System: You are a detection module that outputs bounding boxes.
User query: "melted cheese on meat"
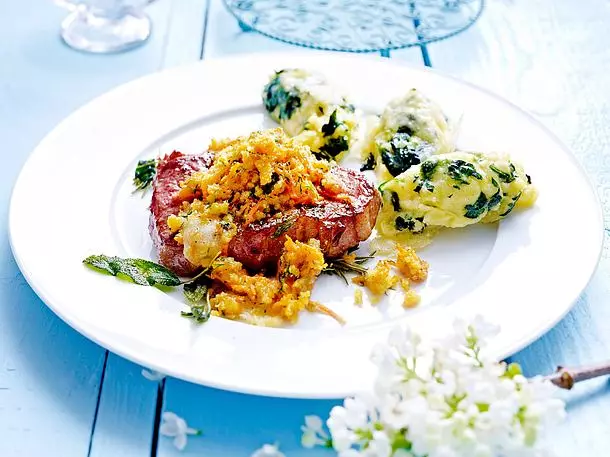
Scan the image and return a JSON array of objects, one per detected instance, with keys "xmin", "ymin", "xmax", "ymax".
[{"xmin": 170, "ymin": 129, "xmax": 345, "ymax": 269}]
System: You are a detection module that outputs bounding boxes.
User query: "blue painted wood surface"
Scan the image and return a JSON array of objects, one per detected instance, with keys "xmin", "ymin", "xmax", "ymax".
[
  {"xmin": 416, "ymin": 0, "xmax": 610, "ymax": 452},
  {"xmin": 2, "ymin": 0, "xmax": 610, "ymax": 455}
]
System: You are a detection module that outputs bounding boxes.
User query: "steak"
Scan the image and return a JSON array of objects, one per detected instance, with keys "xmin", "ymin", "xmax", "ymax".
[
  {"xmin": 149, "ymin": 152, "xmax": 382, "ymax": 275},
  {"xmin": 149, "ymin": 151, "xmax": 213, "ymax": 276},
  {"xmin": 227, "ymin": 167, "xmax": 381, "ymax": 270}
]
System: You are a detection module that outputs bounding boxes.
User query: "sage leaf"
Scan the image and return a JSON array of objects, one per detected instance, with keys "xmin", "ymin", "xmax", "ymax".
[
  {"xmin": 183, "ymin": 280, "xmax": 208, "ymax": 304},
  {"xmin": 83, "ymin": 254, "xmax": 181, "ymax": 287},
  {"xmin": 182, "ymin": 279, "xmax": 211, "ymax": 323}
]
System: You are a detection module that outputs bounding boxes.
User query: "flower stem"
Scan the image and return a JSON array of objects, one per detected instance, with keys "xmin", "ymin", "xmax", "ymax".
[{"xmin": 544, "ymin": 361, "xmax": 610, "ymax": 390}]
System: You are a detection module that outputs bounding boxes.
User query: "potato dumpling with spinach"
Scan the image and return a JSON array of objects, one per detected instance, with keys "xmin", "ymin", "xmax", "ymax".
[
  {"xmin": 362, "ymin": 89, "xmax": 454, "ymax": 178},
  {"xmin": 262, "ymin": 68, "xmax": 358, "ymax": 162},
  {"xmin": 377, "ymin": 151, "xmax": 537, "ymax": 239}
]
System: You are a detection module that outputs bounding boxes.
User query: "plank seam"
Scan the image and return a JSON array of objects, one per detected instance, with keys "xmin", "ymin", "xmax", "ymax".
[
  {"xmin": 420, "ymin": 45, "xmax": 432, "ymax": 67},
  {"xmin": 86, "ymin": 351, "xmax": 109, "ymax": 457},
  {"xmin": 150, "ymin": 1, "xmax": 211, "ymax": 454},
  {"xmin": 158, "ymin": 0, "xmax": 178, "ymax": 70},
  {"xmin": 199, "ymin": 0, "xmax": 213, "ymax": 60},
  {"xmin": 150, "ymin": 378, "xmax": 167, "ymax": 457},
  {"xmin": 409, "ymin": 0, "xmax": 433, "ymax": 67}
]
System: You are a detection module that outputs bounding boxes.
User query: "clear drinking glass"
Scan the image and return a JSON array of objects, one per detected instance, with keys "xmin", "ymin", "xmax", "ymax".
[{"xmin": 53, "ymin": 0, "xmax": 156, "ymax": 53}]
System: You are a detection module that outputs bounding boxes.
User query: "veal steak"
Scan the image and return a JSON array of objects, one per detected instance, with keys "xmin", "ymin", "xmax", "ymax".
[
  {"xmin": 149, "ymin": 151, "xmax": 382, "ymax": 275},
  {"xmin": 227, "ymin": 167, "xmax": 381, "ymax": 270}
]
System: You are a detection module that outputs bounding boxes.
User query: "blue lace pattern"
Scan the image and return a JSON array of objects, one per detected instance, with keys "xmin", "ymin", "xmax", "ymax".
[{"xmin": 223, "ymin": 0, "xmax": 484, "ymax": 52}]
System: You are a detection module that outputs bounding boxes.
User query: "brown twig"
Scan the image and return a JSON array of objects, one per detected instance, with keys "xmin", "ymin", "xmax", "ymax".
[{"xmin": 544, "ymin": 362, "xmax": 610, "ymax": 390}]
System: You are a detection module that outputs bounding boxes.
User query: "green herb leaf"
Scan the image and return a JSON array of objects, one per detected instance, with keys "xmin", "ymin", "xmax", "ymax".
[
  {"xmin": 83, "ymin": 254, "xmax": 181, "ymax": 287},
  {"xmin": 464, "ymin": 192, "xmax": 489, "ymax": 219},
  {"xmin": 261, "ymin": 172, "xmax": 279, "ymax": 194},
  {"xmin": 321, "ymin": 109, "xmax": 341, "ymax": 137},
  {"xmin": 313, "ymin": 148, "xmax": 335, "ymax": 161},
  {"xmin": 397, "ymin": 124, "xmax": 415, "ymax": 136},
  {"xmin": 316, "ymin": 136, "xmax": 349, "ymax": 160},
  {"xmin": 180, "ymin": 253, "xmax": 220, "ymax": 323},
  {"xmin": 412, "ymin": 159, "xmax": 438, "ymax": 193},
  {"xmin": 272, "ymin": 215, "xmax": 297, "ymax": 238},
  {"xmin": 390, "ymin": 192, "xmax": 401, "ymax": 212},
  {"xmin": 263, "ymin": 72, "xmax": 302, "ymax": 120},
  {"xmin": 181, "ymin": 304, "xmax": 211, "ymax": 323},
  {"xmin": 381, "ymin": 147, "xmax": 419, "ymax": 177},
  {"xmin": 395, "ymin": 215, "xmax": 426, "ymax": 234},
  {"xmin": 182, "ymin": 280, "xmax": 212, "ymax": 323},
  {"xmin": 360, "ymin": 153, "xmax": 377, "ymax": 171},
  {"xmin": 413, "ymin": 179, "xmax": 434, "ymax": 193},
  {"xmin": 380, "ymin": 133, "xmax": 433, "ymax": 177},
  {"xmin": 487, "ymin": 189, "xmax": 502, "ymax": 210},
  {"xmin": 499, "ymin": 191, "xmax": 522, "ymax": 217},
  {"xmin": 448, "ymin": 160, "xmax": 483, "ymax": 185},
  {"xmin": 133, "ymin": 159, "xmax": 157, "ymax": 191},
  {"xmin": 420, "ymin": 158, "xmax": 439, "ymax": 181},
  {"xmin": 377, "ymin": 180, "xmax": 390, "ymax": 192},
  {"xmin": 490, "ymin": 163, "xmax": 516, "ymax": 183},
  {"xmin": 183, "ymin": 279, "xmax": 209, "ymax": 304}
]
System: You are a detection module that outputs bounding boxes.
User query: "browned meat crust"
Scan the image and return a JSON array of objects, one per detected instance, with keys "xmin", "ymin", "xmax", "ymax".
[
  {"xmin": 148, "ymin": 151, "xmax": 212, "ymax": 276},
  {"xmin": 226, "ymin": 167, "xmax": 381, "ymax": 270},
  {"xmin": 149, "ymin": 152, "xmax": 381, "ymax": 275}
]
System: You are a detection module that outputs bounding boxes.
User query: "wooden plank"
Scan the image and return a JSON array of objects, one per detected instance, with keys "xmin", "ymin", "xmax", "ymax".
[
  {"xmin": 88, "ymin": 355, "xmax": 161, "ymax": 457},
  {"xmin": 0, "ymin": 0, "xmax": 192, "ymax": 455},
  {"xmin": 0, "ymin": 275, "xmax": 106, "ymax": 457},
  {"xmin": 85, "ymin": 1, "xmax": 211, "ymax": 456},
  {"xmin": 161, "ymin": 0, "xmax": 211, "ymax": 68},
  {"xmin": 421, "ymin": 0, "xmax": 610, "ymax": 453},
  {"xmin": 157, "ymin": 379, "xmax": 340, "ymax": 457}
]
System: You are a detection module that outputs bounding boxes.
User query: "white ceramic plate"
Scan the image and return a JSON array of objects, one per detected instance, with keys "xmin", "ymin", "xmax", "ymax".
[{"xmin": 9, "ymin": 52, "xmax": 603, "ymax": 398}]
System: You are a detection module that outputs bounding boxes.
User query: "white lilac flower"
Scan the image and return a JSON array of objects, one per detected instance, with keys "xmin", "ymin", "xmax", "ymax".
[
  {"xmin": 300, "ymin": 314, "xmax": 565, "ymax": 457},
  {"xmin": 251, "ymin": 443, "xmax": 286, "ymax": 457},
  {"xmin": 159, "ymin": 412, "xmax": 201, "ymax": 451},
  {"xmin": 141, "ymin": 368, "xmax": 166, "ymax": 381},
  {"xmin": 301, "ymin": 415, "xmax": 331, "ymax": 448}
]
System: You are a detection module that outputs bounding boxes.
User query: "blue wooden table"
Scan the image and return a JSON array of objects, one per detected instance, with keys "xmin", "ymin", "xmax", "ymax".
[{"xmin": 2, "ymin": 0, "xmax": 610, "ymax": 455}]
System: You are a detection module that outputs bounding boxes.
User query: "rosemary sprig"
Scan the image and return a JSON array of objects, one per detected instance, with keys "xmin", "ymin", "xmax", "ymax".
[
  {"xmin": 272, "ymin": 216, "xmax": 297, "ymax": 238},
  {"xmin": 133, "ymin": 158, "xmax": 158, "ymax": 192},
  {"xmin": 322, "ymin": 252, "xmax": 375, "ymax": 285}
]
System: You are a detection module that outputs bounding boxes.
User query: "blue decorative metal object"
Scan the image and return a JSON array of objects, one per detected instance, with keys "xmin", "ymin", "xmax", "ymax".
[{"xmin": 222, "ymin": 0, "xmax": 484, "ymax": 53}]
